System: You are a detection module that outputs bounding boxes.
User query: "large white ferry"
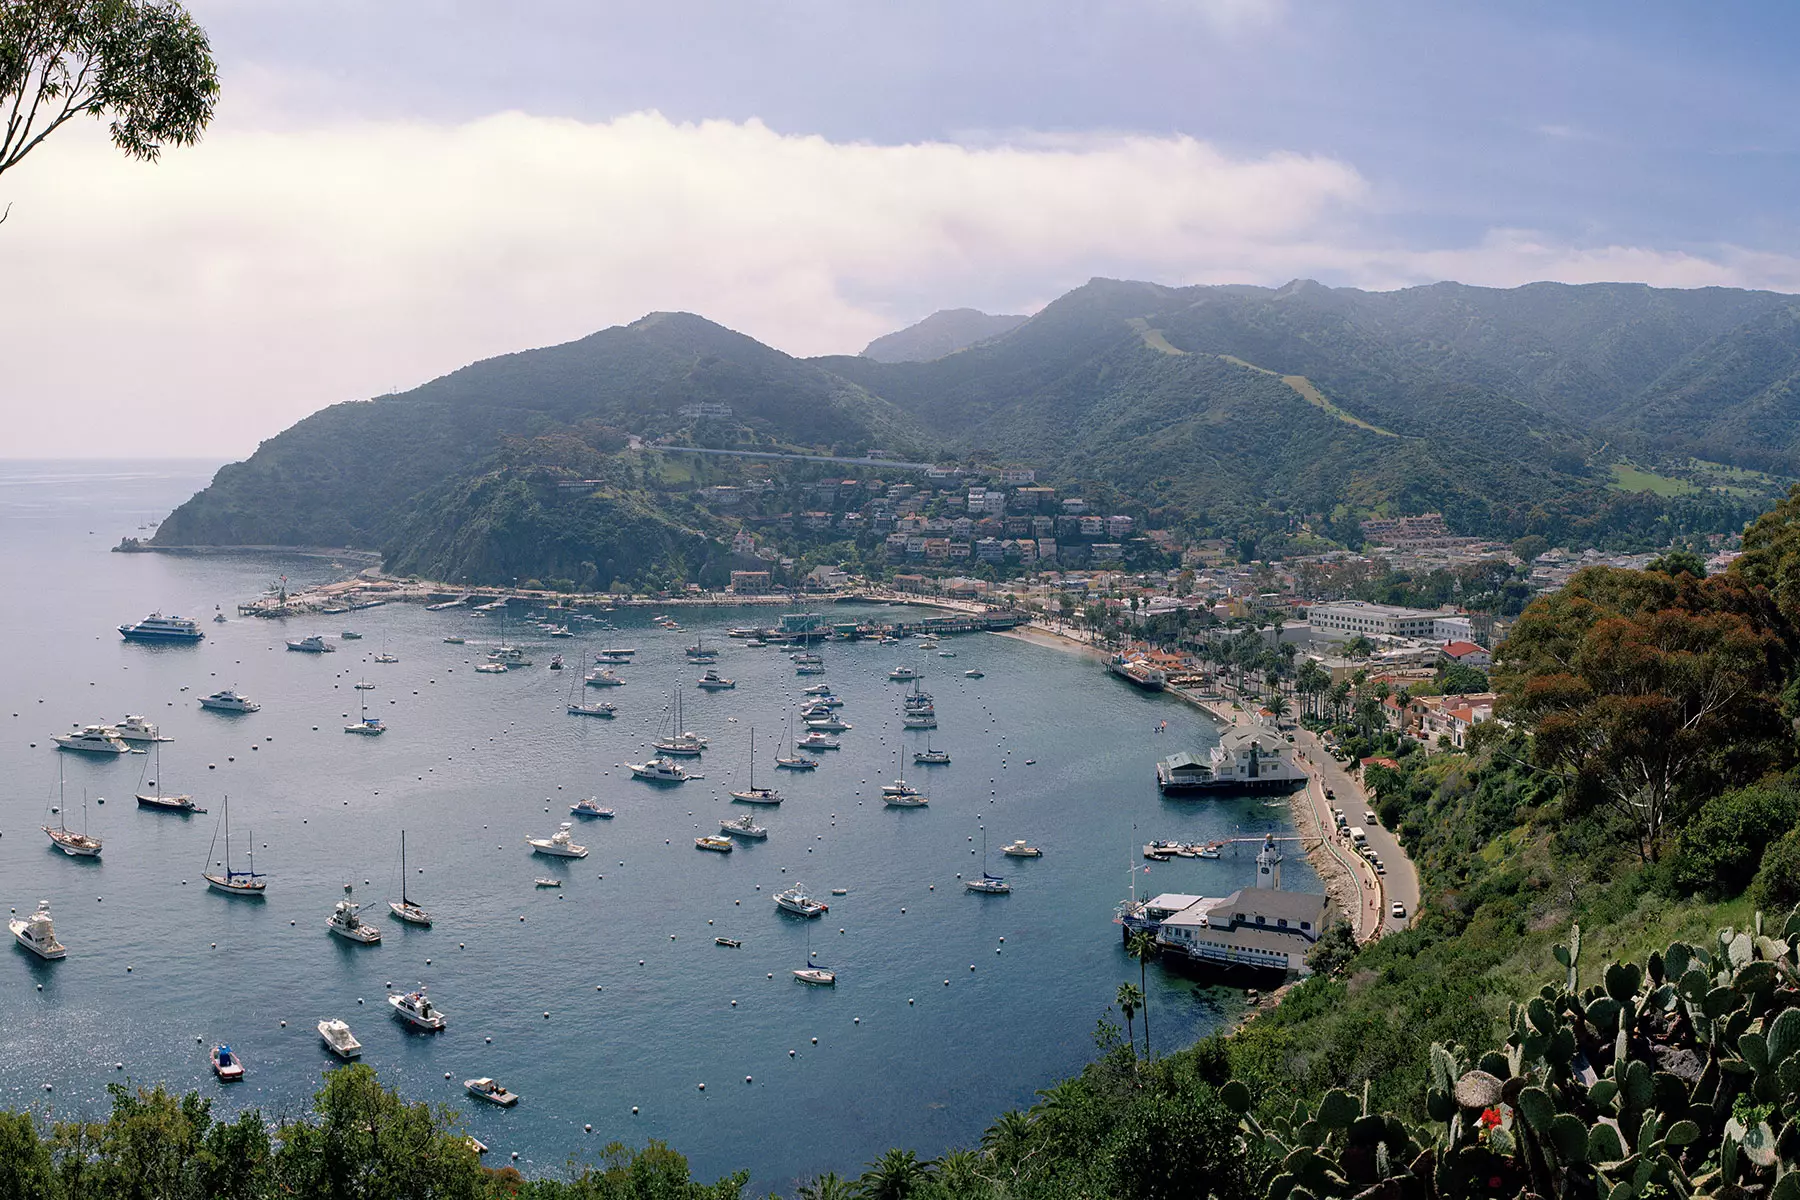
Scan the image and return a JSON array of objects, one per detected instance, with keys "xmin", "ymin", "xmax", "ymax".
[{"xmin": 118, "ymin": 612, "xmax": 204, "ymax": 642}]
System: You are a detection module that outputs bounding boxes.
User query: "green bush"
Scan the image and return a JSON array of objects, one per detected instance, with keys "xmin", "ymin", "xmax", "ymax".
[
  {"xmin": 1663, "ymin": 780, "xmax": 1800, "ymax": 899},
  {"xmin": 1752, "ymin": 827, "xmax": 1800, "ymax": 913}
]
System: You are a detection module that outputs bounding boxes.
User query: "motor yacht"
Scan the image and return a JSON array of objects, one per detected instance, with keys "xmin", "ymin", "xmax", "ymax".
[
  {"xmin": 374, "ymin": 651, "xmax": 400, "ymax": 663},
  {"xmin": 964, "ymin": 669, "xmax": 984, "ymax": 679},
  {"xmin": 210, "ymin": 1044, "xmax": 244, "ymax": 1081},
  {"xmin": 721, "ymin": 813, "xmax": 768, "ymax": 839},
  {"xmin": 696, "ymin": 670, "xmax": 735, "ymax": 690},
  {"xmin": 567, "ymin": 701, "xmax": 617, "ymax": 718},
  {"xmin": 464, "ymin": 1078, "xmax": 518, "ymax": 1107},
  {"xmin": 534, "ymin": 877, "xmax": 562, "ymax": 887},
  {"xmin": 54, "ymin": 725, "xmax": 131, "ymax": 755},
  {"xmin": 793, "ymin": 966, "xmax": 837, "ymax": 986},
  {"xmin": 118, "ymin": 612, "xmax": 203, "ymax": 642},
  {"xmin": 341, "ymin": 630, "xmax": 362, "ymax": 640},
  {"xmin": 902, "ymin": 712, "xmax": 938, "ymax": 729},
  {"xmin": 794, "ymin": 663, "xmax": 827, "ymax": 675},
  {"xmin": 113, "ymin": 715, "xmax": 170, "ymax": 743},
  {"xmin": 595, "ymin": 647, "xmax": 636, "ymax": 662},
  {"xmin": 795, "ymin": 732, "xmax": 839, "ymax": 751},
  {"xmin": 801, "ymin": 683, "xmax": 834, "ymax": 696},
  {"xmin": 695, "ymin": 835, "xmax": 734, "ymax": 853},
  {"xmin": 773, "ymin": 885, "xmax": 828, "ymax": 917},
  {"xmin": 526, "ymin": 822, "xmax": 588, "ymax": 857},
  {"xmin": 804, "ymin": 715, "xmax": 852, "ymax": 732},
  {"xmin": 888, "ymin": 666, "xmax": 920, "ymax": 681},
  {"xmin": 318, "ymin": 1019, "xmax": 362, "ymax": 1059},
  {"xmin": 327, "ymin": 883, "xmax": 382, "ymax": 943},
  {"xmin": 474, "ymin": 663, "xmax": 507, "ymax": 674},
  {"xmin": 1002, "ymin": 840, "xmax": 1043, "ymax": 858},
  {"xmin": 585, "ymin": 668, "xmax": 626, "ymax": 687},
  {"xmin": 198, "ymin": 689, "xmax": 259, "ymax": 713},
  {"xmin": 715, "ymin": 936, "xmax": 742, "ymax": 947},
  {"xmin": 570, "ymin": 797, "xmax": 615, "ymax": 818},
  {"xmin": 388, "ymin": 989, "xmax": 447, "ymax": 1031},
  {"xmin": 9, "ymin": 900, "xmax": 66, "ymax": 959},
  {"xmin": 286, "ymin": 635, "xmax": 335, "ymax": 653},
  {"xmin": 628, "ymin": 756, "xmax": 698, "ymax": 783}
]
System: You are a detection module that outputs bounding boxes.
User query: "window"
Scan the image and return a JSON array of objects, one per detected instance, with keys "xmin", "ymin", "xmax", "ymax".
[
  {"xmin": 1300, "ymin": 921, "xmax": 1312, "ymax": 931},
  {"xmin": 1277, "ymin": 918, "xmax": 1288, "ymax": 928}
]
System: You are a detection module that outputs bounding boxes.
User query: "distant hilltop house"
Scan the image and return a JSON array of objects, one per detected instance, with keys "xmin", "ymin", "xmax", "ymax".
[
  {"xmin": 1439, "ymin": 640, "xmax": 1492, "ymax": 668},
  {"xmin": 677, "ymin": 402, "xmax": 734, "ymax": 420},
  {"xmin": 995, "ymin": 467, "xmax": 1036, "ymax": 485},
  {"xmin": 1359, "ymin": 512, "xmax": 1481, "ymax": 550}
]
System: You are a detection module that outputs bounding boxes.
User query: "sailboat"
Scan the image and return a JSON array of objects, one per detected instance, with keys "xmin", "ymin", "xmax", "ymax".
[
  {"xmin": 388, "ymin": 831, "xmax": 431, "ymax": 925},
  {"xmin": 912, "ymin": 734, "xmax": 951, "ymax": 766},
  {"xmin": 344, "ymin": 692, "xmax": 385, "ymax": 735},
  {"xmin": 567, "ymin": 647, "xmax": 617, "ymax": 717},
  {"xmin": 793, "ymin": 922, "xmax": 836, "ymax": 985},
  {"xmin": 136, "ymin": 738, "xmax": 204, "ymax": 813},
  {"xmin": 42, "ymin": 759, "xmax": 102, "ymax": 856},
  {"xmin": 729, "ymin": 727, "xmax": 784, "ymax": 805},
  {"xmin": 653, "ymin": 687, "xmax": 707, "ymax": 756},
  {"xmin": 881, "ymin": 740, "xmax": 928, "ymax": 807},
  {"xmin": 203, "ymin": 795, "xmax": 266, "ymax": 897},
  {"xmin": 774, "ymin": 711, "xmax": 817, "ymax": 770},
  {"xmin": 965, "ymin": 827, "xmax": 1011, "ymax": 893}
]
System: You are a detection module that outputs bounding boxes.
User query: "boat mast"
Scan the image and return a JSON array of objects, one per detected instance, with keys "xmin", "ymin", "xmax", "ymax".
[{"xmin": 400, "ymin": 830, "xmax": 410, "ymax": 905}]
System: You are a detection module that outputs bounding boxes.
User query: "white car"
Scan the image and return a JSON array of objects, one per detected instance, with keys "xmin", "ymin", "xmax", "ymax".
[{"xmin": 1391, "ymin": 901, "xmax": 1407, "ymax": 919}]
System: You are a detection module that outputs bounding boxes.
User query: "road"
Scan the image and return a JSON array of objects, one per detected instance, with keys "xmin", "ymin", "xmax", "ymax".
[{"xmin": 1291, "ymin": 727, "xmax": 1419, "ymax": 937}]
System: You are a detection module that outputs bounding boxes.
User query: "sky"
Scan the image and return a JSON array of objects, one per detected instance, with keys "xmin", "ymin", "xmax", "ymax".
[{"xmin": 4, "ymin": 0, "xmax": 1800, "ymax": 457}]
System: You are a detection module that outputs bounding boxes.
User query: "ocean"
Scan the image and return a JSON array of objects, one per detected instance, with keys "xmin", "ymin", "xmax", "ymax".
[{"xmin": 0, "ymin": 459, "xmax": 1312, "ymax": 1192}]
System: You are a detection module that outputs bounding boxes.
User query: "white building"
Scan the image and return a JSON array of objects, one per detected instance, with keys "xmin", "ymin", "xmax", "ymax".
[
  {"xmin": 1153, "ymin": 841, "xmax": 1328, "ymax": 976},
  {"xmin": 1308, "ymin": 600, "xmax": 1464, "ymax": 641}
]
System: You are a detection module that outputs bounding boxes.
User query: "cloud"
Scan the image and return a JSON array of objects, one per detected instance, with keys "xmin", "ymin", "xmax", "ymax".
[
  {"xmin": 2, "ymin": 108, "xmax": 1799, "ymax": 458},
  {"xmin": 0, "ymin": 110, "xmax": 1366, "ymax": 456}
]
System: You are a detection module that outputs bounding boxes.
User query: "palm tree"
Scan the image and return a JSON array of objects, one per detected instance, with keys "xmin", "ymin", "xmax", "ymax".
[
  {"xmin": 1126, "ymin": 930, "xmax": 1158, "ymax": 1059},
  {"xmin": 932, "ymin": 1149, "xmax": 988, "ymax": 1197},
  {"xmin": 798, "ymin": 1172, "xmax": 856, "ymax": 1200},
  {"xmin": 1115, "ymin": 981, "xmax": 1142, "ymax": 1055},
  {"xmin": 857, "ymin": 1147, "xmax": 933, "ymax": 1200},
  {"xmin": 980, "ymin": 1109, "xmax": 1035, "ymax": 1171},
  {"xmin": 1267, "ymin": 694, "xmax": 1291, "ymax": 724}
]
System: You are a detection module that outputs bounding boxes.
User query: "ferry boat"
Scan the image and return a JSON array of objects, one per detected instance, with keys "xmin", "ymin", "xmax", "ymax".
[
  {"xmin": 773, "ymin": 885, "xmax": 828, "ymax": 917},
  {"xmin": 54, "ymin": 725, "xmax": 131, "ymax": 755},
  {"xmin": 9, "ymin": 900, "xmax": 66, "ymax": 959},
  {"xmin": 286, "ymin": 635, "xmax": 336, "ymax": 653},
  {"xmin": 721, "ymin": 813, "xmax": 768, "ymax": 839},
  {"xmin": 326, "ymin": 883, "xmax": 382, "ymax": 943},
  {"xmin": 696, "ymin": 670, "xmax": 735, "ymax": 690},
  {"xmin": 567, "ymin": 701, "xmax": 617, "ymax": 718},
  {"xmin": 628, "ymin": 756, "xmax": 697, "ymax": 783},
  {"xmin": 526, "ymin": 823, "xmax": 588, "ymax": 857},
  {"xmin": 113, "ymin": 715, "xmax": 170, "ymax": 743},
  {"xmin": 695, "ymin": 835, "xmax": 734, "ymax": 853},
  {"xmin": 585, "ymin": 668, "xmax": 626, "ymax": 687},
  {"xmin": 388, "ymin": 989, "xmax": 447, "ymax": 1031},
  {"xmin": 318, "ymin": 1019, "xmax": 362, "ymax": 1059},
  {"xmin": 464, "ymin": 1078, "xmax": 518, "ymax": 1107},
  {"xmin": 210, "ymin": 1044, "xmax": 244, "ymax": 1081},
  {"xmin": 118, "ymin": 612, "xmax": 204, "ymax": 642},
  {"xmin": 198, "ymin": 689, "xmax": 259, "ymax": 713},
  {"xmin": 570, "ymin": 797, "xmax": 615, "ymax": 818}
]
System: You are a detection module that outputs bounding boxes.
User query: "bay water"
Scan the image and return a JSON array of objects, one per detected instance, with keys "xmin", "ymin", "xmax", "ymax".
[{"xmin": 0, "ymin": 460, "xmax": 1312, "ymax": 1191}]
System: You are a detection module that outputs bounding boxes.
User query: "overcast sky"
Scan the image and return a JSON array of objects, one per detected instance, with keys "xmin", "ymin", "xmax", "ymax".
[{"xmin": 5, "ymin": 1, "xmax": 1798, "ymax": 458}]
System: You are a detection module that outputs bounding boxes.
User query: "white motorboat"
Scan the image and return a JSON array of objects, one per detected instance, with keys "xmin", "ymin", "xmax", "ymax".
[
  {"xmin": 595, "ymin": 647, "xmax": 637, "ymax": 662},
  {"xmin": 695, "ymin": 835, "xmax": 734, "ymax": 853},
  {"xmin": 465, "ymin": 1077, "xmax": 518, "ymax": 1107},
  {"xmin": 287, "ymin": 635, "xmax": 336, "ymax": 653},
  {"xmin": 9, "ymin": 900, "xmax": 66, "ymax": 959},
  {"xmin": 1003, "ymin": 839, "xmax": 1043, "ymax": 858},
  {"xmin": 902, "ymin": 712, "xmax": 938, "ymax": 729},
  {"xmin": 487, "ymin": 645, "xmax": 531, "ymax": 668},
  {"xmin": 327, "ymin": 883, "xmax": 382, "ymax": 943},
  {"xmin": 203, "ymin": 795, "xmax": 266, "ymax": 896},
  {"xmin": 774, "ymin": 885, "xmax": 828, "ymax": 917},
  {"xmin": 939, "ymin": 651, "xmax": 957, "ymax": 658},
  {"xmin": 546, "ymin": 625, "xmax": 573, "ymax": 638},
  {"xmin": 628, "ymin": 756, "xmax": 698, "ymax": 783},
  {"xmin": 119, "ymin": 612, "xmax": 204, "ymax": 642},
  {"xmin": 888, "ymin": 666, "xmax": 919, "ymax": 681},
  {"xmin": 388, "ymin": 988, "xmax": 447, "ymax": 1031},
  {"xmin": 54, "ymin": 725, "xmax": 131, "ymax": 755},
  {"xmin": 793, "ymin": 966, "xmax": 837, "ymax": 986},
  {"xmin": 198, "ymin": 689, "xmax": 259, "ymax": 713},
  {"xmin": 721, "ymin": 813, "xmax": 768, "ymax": 839},
  {"xmin": 526, "ymin": 822, "xmax": 588, "ymax": 857},
  {"xmin": 318, "ymin": 1019, "xmax": 362, "ymax": 1058},
  {"xmin": 353, "ymin": 680, "xmax": 376, "ymax": 691},
  {"xmin": 965, "ymin": 669, "xmax": 984, "ymax": 678},
  {"xmin": 474, "ymin": 663, "xmax": 507, "ymax": 674},
  {"xmin": 804, "ymin": 715, "xmax": 851, "ymax": 732},
  {"xmin": 696, "ymin": 670, "xmax": 735, "ymax": 690},
  {"xmin": 729, "ymin": 728, "xmax": 784, "ymax": 805},
  {"xmin": 374, "ymin": 652, "xmax": 400, "ymax": 663},
  {"xmin": 136, "ymin": 739, "xmax": 203, "ymax": 813},
  {"xmin": 534, "ymin": 877, "xmax": 562, "ymax": 887},
  {"xmin": 794, "ymin": 663, "xmax": 827, "ymax": 676},
  {"xmin": 570, "ymin": 797, "xmax": 615, "ymax": 818},
  {"xmin": 210, "ymin": 1044, "xmax": 244, "ymax": 1081},
  {"xmin": 388, "ymin": 831, "xmax": 431, "ymax": 925},
  {"xmin": 585, "ymin": 668, "xmax": 626, "ymax": 687},
  {"xmin": 796, "ymin": 732, "xmax": 839, "ymax": 751},
  {"xmin": 113, "ymin": 714, "xmax": 170, "ymax": 743},
  {"xmin": 568, "ymin": 701, "xmax": 617, "ymax": 718},
  {"xmin": 341, "ymin": 630, "xmax": 362, "ymax": 640},
  {"xmin": 443, "ymin": 635, "xmax": 464, "ymax": 644},
  {"xmin": 801, "ymin": 683, "xmax": 834, "ymax": 696}
]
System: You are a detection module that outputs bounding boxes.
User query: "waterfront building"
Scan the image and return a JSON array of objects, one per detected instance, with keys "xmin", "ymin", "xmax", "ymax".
[
  {"xmin": 1156, "ymin": 730, "xmax": 1307, "ymax": 794},
  {"xmin": 729, "ymin": 570, "xmax": 772, "ymax": 593},
  {"xmin": 1306, "ymin": 600, "xmax": 1464, "ymax": 641},
  {"xmin": 1153, "ymin": 886, "xmax": 1328, "ymax": 975}
]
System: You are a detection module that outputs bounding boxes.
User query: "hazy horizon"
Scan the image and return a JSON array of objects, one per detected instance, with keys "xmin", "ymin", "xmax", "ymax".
[{"xmin": 6, "ymin": 1, "xmax": 1800, "ymax": 458}]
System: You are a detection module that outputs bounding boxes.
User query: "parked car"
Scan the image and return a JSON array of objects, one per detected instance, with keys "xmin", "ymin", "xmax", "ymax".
[{"xmin": 1391, "ymin": 901, "xmax": 1407, "ymax": 919}]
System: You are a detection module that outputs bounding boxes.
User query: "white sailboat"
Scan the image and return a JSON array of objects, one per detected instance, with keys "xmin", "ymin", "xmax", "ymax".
[
  {"xmin": 344, "ymin": 693, "xmax": 385, "ymax": 735},
  {"xmin": 966, "ymin": 827, "xmax": 1011, "ymax": 893},
  {"xmin": 729, "ymin": 728, "xmax": 783, "ymax": 805},
  {"xmin": 654, "ymin": 688, "xmax": 707, "ymax": 756},
  {"xmin": 793, "ymin": 922, "xmax": 836, "ymax": 985},
  {"xmin": 202, "ymin": 795, "xmax": 266, "ymax": 896},
  {"xmin": 388, "ymin": 831, "xmax": 431, "ymax": 925},
  {"xmin": 42, "ymin": 759, "xmax": 102, "ymax": 856}
]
